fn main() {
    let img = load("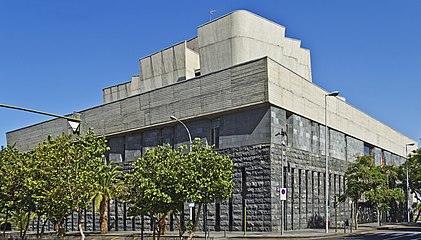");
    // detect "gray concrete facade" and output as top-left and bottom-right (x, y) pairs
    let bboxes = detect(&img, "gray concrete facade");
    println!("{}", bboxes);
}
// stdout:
(9, 10), (416, 233)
